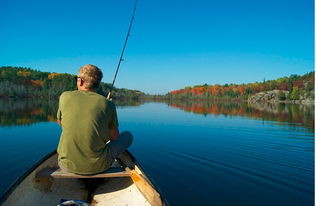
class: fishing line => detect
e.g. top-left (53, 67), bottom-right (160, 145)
top-left (107, 0), bottom-right (138, 99)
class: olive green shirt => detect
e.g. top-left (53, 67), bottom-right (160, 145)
top-left (57, 90), bottom-right (118, 174)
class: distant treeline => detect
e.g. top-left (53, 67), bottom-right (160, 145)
top-left (167, 71), bottom-right (314, 101)
top-left (0, 66), bottom-right (144, 99)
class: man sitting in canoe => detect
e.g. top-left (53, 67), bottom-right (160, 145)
top-left (56, 64), bottom-right (133, 175)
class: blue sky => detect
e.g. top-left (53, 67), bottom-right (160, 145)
top-left (1, 0), bottom-right (314, 94)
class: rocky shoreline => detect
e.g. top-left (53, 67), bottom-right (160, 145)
top-left (248, 90), bottom-right (314, 104)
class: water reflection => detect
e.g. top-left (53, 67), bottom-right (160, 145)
top-left (115, 99), bottom-right (145, 108)
top-left (0, 99), bottom-right (314, 131)
top-left (166, 100), bottom-right (314, 130)
top-left (0, 99), bottom-right (58, 126)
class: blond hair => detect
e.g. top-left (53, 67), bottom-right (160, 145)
top-left (78, 64), bottom-right (103, 89)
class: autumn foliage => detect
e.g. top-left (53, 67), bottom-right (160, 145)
top-left (48, 73), bottom-right (60, 79)
top-left (0, 66), bottom-right (76, 98)
top-left (168, 72), bottom-right (314, 101)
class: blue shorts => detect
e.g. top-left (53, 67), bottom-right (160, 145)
top-left (107, 131), bottom-right (134, 160)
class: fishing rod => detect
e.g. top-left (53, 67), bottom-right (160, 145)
top-left (107, 0), bottom-right (138, 100)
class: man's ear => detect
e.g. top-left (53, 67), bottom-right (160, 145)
top-left (79, 79), bottom-right (84, 87)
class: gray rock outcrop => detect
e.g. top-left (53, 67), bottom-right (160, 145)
top-left (248, 90), bottom-right (289, 103)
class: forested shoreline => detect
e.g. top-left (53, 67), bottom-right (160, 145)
top-left (0, 66), bottom-right (144, 99)
top-left (0, 66), bottom-right (314, 104)
top-left (166, 71), bottom-right (314, 103)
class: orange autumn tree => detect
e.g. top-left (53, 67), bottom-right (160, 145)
top-left (48, 73), bottom-right (60, 79)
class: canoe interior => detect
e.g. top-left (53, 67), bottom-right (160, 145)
top-left (0, 151), bottom-right (163, 206)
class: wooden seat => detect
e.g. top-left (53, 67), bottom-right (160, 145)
top-left (50, 167), bottom-right (130, 178)
top-left (51, 167), bottom-right (130, 178)
top-left (35, 167), bottom-right (130, 179)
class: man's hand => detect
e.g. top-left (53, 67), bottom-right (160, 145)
top-left (109, 128), bottom-right (119, 141)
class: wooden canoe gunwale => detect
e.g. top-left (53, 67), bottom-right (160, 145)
top-left (122, 151), bottom-right (169, 205)
top-left (0, 150), bottom-right (56, 205)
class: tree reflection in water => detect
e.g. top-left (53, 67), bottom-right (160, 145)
top-left (167, 100), bottom-right (314, 131)
top-left (0, 98), bottom-right (145, 126)
top-left (0, 99), bottom-right (314, 131)
top-left (0, 99), bottom-right (59, 126)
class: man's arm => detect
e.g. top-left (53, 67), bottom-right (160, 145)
top-left (109, 128), bottom-right (119, 141)
top-left (57, 93), bottom-right (64, 127)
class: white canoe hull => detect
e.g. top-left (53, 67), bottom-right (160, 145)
top-left (0, 151), bottom-right (166, 206)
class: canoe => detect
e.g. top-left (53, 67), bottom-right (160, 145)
top-left (0, 150), bottom-right (167, 206)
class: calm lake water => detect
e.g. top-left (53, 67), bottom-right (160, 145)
top-left (0, 99), bottom-right (314, 206)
